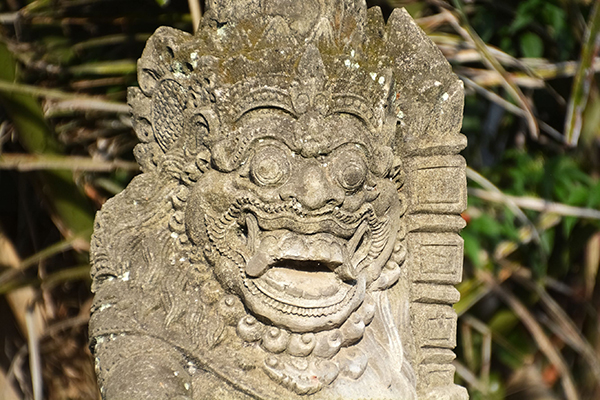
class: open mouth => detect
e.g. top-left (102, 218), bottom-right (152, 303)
top-left (243, 212), bottom-right (372, 310)
top-left (205, 197), bottom-right (389, 327)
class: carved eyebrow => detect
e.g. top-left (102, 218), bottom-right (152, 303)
top-left (327, 142), bottom-right (369, 159)
top-left (233, 93), bottom-right (296, 122)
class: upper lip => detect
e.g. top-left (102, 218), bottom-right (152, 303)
top-left (236, 198), bottom-right (373, 239)
top-left (243, 212), bottom-right (371, 282)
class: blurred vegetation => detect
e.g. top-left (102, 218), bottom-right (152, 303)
top-left (1, 0), bottom-right (600, 399)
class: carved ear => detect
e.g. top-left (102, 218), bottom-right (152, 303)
top-left (153, 79), bottom-right (187, 152)
top-left (137, 26), bottom-right (193, 97)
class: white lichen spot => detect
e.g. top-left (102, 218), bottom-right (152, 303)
top-left (353, 62), bottom-right (359, 69)
top-left (344, 59), bottom-right (351, 67)
top-left (174, 371), bottom-right (179, 376)
top-left (184, 383), bottom-right (190, 391)
top-left (351, 49), bottom-right (355, 57)
top-left (179, 257), bottom-right (186, 262)
top-left (190, 51), bottom-right (199, 68)
top-left (442, 92), bottom-right (449, 101)
top-left (98, 303), bottom-right (113, 312)
top-left (106, 276), bottom-right (115, 282)
top-left (378, 76), bottom-right (385, 85)
top-left (434, 81), bottom-right (442, 87)
top-left (397, 110), bottom-right (405, 119)
top-left (370, 72), bottom-right (377, 81)
top-left (96, 336), bottom-right (105, 344)
top-left (109, 334), bottom-right (116, 340)
top-left (133, 200), bottom-right (139, 206)
top-left (121, 271), bottom-right (130, 282)
top-left (187, 363), bottom-right (197, 374)
top-left (217, 26), bottom-right (227, 38)
top-left (171, 232), bottom-right (179, 239)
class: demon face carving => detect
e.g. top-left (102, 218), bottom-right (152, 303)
top-left (90, 4), bottom-right (467, 398)
top-left (185, 105), bottom-right (405, 336)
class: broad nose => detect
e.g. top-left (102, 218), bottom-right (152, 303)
top-left (280, 163), bottom-right (344, 210)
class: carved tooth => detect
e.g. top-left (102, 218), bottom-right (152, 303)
top-left (335, 263), bottom-right (356, 281)
top-left (330, 244), bottom-right (344, 266)
top-left (281, 235), bottom-right (308, 259)
top-left (246, 251), bottom-right (272, 278)
top-left (308, 239), bottom-right (330, 263)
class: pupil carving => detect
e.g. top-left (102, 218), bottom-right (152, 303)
top-left (251, 145), bottom-right (289, 186)
top-left (338, 159), bottom-right (366, 191)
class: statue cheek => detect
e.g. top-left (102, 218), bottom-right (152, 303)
top-left (185, 171), bottom-right (239, 246)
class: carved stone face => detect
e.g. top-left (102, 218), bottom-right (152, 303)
top-left (186, 108), bottom-right (403, 333)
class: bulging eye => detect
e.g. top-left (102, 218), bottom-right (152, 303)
top-left (250, 145), bottom-right (290, 186)
top-left (334, 150), bottom-right (367, 192)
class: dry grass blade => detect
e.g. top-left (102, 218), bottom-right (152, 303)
top-left (467, 167), bottom-right (542, 247)
top-left (453, 360), bottom-right (487, 393)
top-left (444, 6), bottom-right (539, 139)
top-left (0, 80), bottom-right (128, 114)
top-left (0, 229), bottom-right (45, 340)
top-left (26, 307), bottom-right (43, 400)
top-left (0, 369), bottom-right (21, 400)
top-left (462, 316), bottom-right (492, 389)
top-left (460, 76), bottom-right (564, 142)
top-left (0, 238), bottom-right (87, 292)
top-left (188, 0), bottom-right (201, 33)
top-left (469, 187), bottom-right (600, 219)
top-left (0, 154), bottom-right (139, 172)
top-left (481, 271), bottom-right (580, 400)
top-left (513, 272), bottom-right (600, 383)
top-left (565, 0), bottom-right (600, 146)
top-left (585, 233), bottom-right (600, 299)
top-left (494, 213), bottom-right (561, 261)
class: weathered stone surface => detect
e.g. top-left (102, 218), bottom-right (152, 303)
top-left (89, 1), bottom-right (468, 399)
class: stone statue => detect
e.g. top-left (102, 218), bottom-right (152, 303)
top-left (89, 1), bottom-right (468, 399)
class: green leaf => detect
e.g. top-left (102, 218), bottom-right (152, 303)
top-left (463, 231), bottom-right (483, 268)
top-left (520, 32), bottom-right (544, 58)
